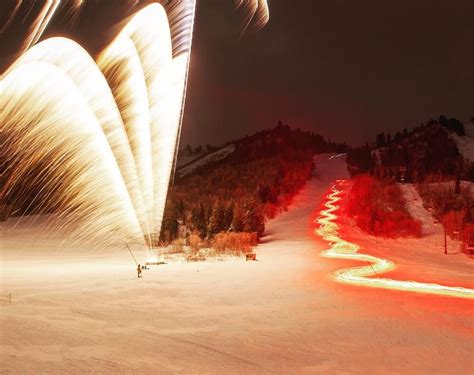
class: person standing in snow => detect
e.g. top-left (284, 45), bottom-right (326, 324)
top-left (137, 264), bottom-right (142, 278)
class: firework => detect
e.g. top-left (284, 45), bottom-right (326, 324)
top-left (1, 0), bottom-right (268, 248)
top-left (235, 0), bottom-right (270, 33)
top-left (1, 62), bottom-right (144, 245)
top-left (1, 3), bottom-right (189, 246)
top-left (0, 0), bottom-right (23, 35)
top-left (17, 0), bottom-right (61, 55)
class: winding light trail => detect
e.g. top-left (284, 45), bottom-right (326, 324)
top-left (316, 182), bottom-right (474, 299)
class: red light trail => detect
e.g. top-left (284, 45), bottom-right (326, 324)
top-left (316, 182), bottom-right (474, 299)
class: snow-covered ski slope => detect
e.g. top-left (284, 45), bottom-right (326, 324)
top-left (1, 154), bottom-right (473, 374)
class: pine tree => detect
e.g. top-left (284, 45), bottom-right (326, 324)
top-left (160, 202), bottom-right (179, 242)
top-left (177, 199), bottom-right (185, 218)
top-left (207, 199), bottom-right (225, 238)
top-left (455, 175), bottom-right (461, 195)
top-left (244, 199), bottom-right (265, 237)
top-left (192, 204), bottom-right (207, 238)
top-left (231, 205), bottom-right (245, 232)
top-left (376, 133), bottom-right (386, 148)
top-left (184, 144), bottom-right (193, 156)
top-left (223, 203), bottom-right (234, 231)
top-left (394, 131), bottom-right (402, 143)
top-left (258, 184), bottom-right (272, 203)
top-left (169, 204), bottom-right (179, 239)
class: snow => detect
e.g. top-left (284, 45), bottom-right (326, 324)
top-left (451, 122), bottom-right (474, 161)
top-left (371, 147), bottom-right (383, 165)
top-left (1, 154), bottom-right (473, 374)
top-left (399, 183), bottom-right (439, 236)
top-left (177, 144), bottom-right (236, 177)
top-left (453, 133), bottom-right (474, 161)
top-left (465, 121), bottom-right (474, 138)
top-left (367, 183), bottom-right (474, 286)
top-left (176, 152), bottom-right (204, 168)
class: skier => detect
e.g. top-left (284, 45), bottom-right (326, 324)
top-left (137, 264), bottom-right (142, 278)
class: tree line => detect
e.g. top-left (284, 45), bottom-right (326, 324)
top-left (347, 115), bottom-right (473, 182)
top-left (160, 123), bottom-right (347, 246)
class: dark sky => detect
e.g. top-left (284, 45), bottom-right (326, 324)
top-left (2, 0), bottom-right (473, 147)
top-left (184, 0), bottom-right (474, 146)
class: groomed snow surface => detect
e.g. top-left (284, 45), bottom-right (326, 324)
top-left (1, 154), bottom-right (473, 374)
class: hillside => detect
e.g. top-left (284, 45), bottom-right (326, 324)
top-left (160, 123), bottom-right (347, 245)
top-left (347, 116), bottom-right (474, 182)
top-left (177, 144), bottom-right (236, 178)
top-left (344, 116), bottom-right (473, 250)
top-left (175, 122), bottom-right (348, 178)
top-left (451, 120), bottom-right (474, 162)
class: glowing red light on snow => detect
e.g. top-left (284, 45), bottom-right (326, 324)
top-left (316, 182), bottom-right (474, 299)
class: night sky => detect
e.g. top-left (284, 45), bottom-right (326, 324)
top-left (2, 0), bottom-right (473, 146)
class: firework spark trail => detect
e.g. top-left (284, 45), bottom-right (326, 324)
top-left (1, 3), bottom-right (193, 246)
top-left (159, 0), bottom-right (196, 57)
top-left (167, 1), bottom-right (196, 179)
top-left (112, 3), bottom-right (182, 237)
top-left (2, 1), bottom-right (269, 58)
top-left (1, 62), bottom-right (143, 245)
top-left (8, 37), bottom-right (152, 241)
top-left (1, 1), bottom-right (268, 249)
top-left (58, 0), bottom-right (85, 29)
top-left (1, 4), bottom-right (181, 247)
top-left (18, 0), bottom-right (61, 54)
top-left (18, 0), bottom-right (52, 54)
top-left (30, 0), bottom-right (61, 46)
top-left (235, 0), bottom-right (269, 33)
top-left (147, 52), bottom-right (188, 236)
top-left (0, 0), bottom-right (23, 35)
top-left (316, 183), bottom-right (474, 299)
top-left (97, 35), bottom-right (154, 222)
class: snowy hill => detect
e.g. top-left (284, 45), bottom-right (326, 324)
top-left (175, 124), bottom-right (335, 180)
top-left (176, 144), bottom-right (236, 177)
top-left (451, 121), bottom-right (474, 161)
top-left (464, 120), bottom-right (474, 137)
top-left (363, 119), bottom-right (474, 182)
